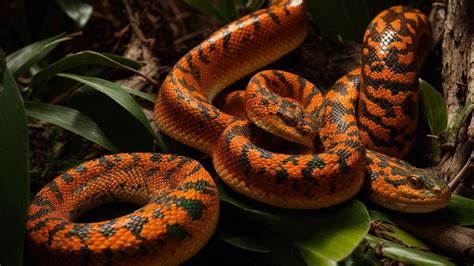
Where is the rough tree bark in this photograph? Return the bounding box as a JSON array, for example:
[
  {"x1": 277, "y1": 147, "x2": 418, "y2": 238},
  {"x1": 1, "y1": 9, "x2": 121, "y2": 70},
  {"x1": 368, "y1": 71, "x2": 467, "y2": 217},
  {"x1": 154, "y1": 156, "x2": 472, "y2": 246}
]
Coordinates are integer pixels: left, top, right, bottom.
[
  {"x1": 438, "y1": 0, "x2": 473, "y2": 195},
  {"x1": 394, "y1": 1, "x2": 474, "y2": 262}
]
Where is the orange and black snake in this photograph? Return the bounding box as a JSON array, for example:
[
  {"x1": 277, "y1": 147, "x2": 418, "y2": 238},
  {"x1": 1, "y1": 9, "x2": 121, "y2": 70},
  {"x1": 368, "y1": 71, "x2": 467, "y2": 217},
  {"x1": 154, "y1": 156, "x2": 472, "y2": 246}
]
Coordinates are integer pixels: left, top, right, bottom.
[{"x1": 27, "y1": 1, "x2": 450, "y2": 265}]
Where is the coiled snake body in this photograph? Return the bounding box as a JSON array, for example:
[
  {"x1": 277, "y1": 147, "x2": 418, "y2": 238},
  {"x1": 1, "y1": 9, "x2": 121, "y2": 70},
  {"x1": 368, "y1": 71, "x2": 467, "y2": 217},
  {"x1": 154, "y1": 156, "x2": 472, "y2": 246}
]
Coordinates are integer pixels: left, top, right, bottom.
[{"x1": 27, "y1": 1, "x2": 450, "y2": 265}]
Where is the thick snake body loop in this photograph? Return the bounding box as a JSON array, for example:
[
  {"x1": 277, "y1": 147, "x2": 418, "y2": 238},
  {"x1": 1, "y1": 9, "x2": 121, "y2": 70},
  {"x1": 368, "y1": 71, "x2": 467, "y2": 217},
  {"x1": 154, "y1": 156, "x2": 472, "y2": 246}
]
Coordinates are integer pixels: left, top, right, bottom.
[
  {"x1": 155, "y1": 0, "x2": 307, "y2": 155},
  {"x1": 213, "y1": 70, "x2": 366, "y2": 208},
  {"x1": 26, "y1": 153, "x2": 219, "y2": 265},
  {"x1": 359, "y1": 6, "x2": 432, "y2": 157}
]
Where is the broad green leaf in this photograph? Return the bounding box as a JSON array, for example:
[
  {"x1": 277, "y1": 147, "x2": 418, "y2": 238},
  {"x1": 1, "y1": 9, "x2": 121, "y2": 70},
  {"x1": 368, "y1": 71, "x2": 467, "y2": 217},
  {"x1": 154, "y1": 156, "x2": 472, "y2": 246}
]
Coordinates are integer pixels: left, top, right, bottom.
[
  {"x1": 365, "y1": 235, "x2": 454, "y2": 266},
  {"x1": 260, "y1": 232, "x2": 309, "y2": 266},
  {"x1": 340, "y1": 244, "x2": 382, "y2": 266},
  {"x1": 307, "y1": 0, "x2": 371, "y2": 42},
  {"x1": 55, "y1": 0, "x2": 93, "y2": 27},
  {"x1": 294, "y1": 201, "x2": 369, "y2": 266},
  {"x1": 68, "y1": 86, "x2": 155, "y2": 152},
  {"x1": 368, "y1": 209, "x2": 394, "y2": 222},
  {"x1": 297, "y1": 248, "x2": 338, "y2": 266},
  {"x1": 0, "y1": 57, "x2": 29, "y2": 266},
  {"x1": 368, "y1": 210, "x2": 427, "y2": 249},
  {"x1": 419, "y1": 78, "x2": 448, "y2": 159},
  {"x1": 218, "y1": 183, "x2": 370, "y2": 264},
  {"x1": 25, "y1": 102, "x2": 118, "y2": 152},
  {"x1": 419, "y1": 79, "x2": 448, "y2": 135},
  {"x1": 6, "y1": 34, "x2": 71, "y2": 78},
  {"x1": 56, "y1": 74, "x2": 166, "y2": 151},
  {"x1": 217, "y1": 197, "x2": 307, "y2": 265},
  {"x1": 439, "y1": 194, "x2": 474, "y2": 226},
  {"x1": 183, "y1": 0, "x2": 227, "y2": 24},
  {"x1": 30, "y1": 50, "x2": 141, "y2": 93}
]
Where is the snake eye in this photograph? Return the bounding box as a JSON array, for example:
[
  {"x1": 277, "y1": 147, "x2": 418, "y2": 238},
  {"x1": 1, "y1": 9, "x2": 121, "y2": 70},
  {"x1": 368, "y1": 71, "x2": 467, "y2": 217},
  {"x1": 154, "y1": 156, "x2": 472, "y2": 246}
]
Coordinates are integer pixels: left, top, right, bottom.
[
  {"x1": 279, "y1": 114, "x2": 297, "y2": 127},
  {"x1": 407, "y1": 175, "x2": 423, "y2": 189}
]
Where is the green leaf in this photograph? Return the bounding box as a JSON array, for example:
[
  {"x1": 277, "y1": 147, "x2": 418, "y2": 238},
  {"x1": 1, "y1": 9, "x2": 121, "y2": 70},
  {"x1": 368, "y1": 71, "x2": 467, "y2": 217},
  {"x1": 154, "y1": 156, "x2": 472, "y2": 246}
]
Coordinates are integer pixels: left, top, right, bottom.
[
  {"x1": 218, "y1": 205, "x2": 307, "y2": 265},
  {"x1": 340, "y1": 244, "x2": 382, "y2": 266},
  {"x1": 6, "y1": 34, "x2": 71, "y2": 78},
  {"x1": 368, "y1": 209, "x2": 394, "y2": 222},
  {"x1": 261, "y1": 232, "x2": 309, "y2": 266},
  {"x1": 0, "y1": 58, "x2": 29, "y2": 266},
  {"x1": 56, "y1": 73, "x2": 167, "y2": 151},
  {"x1": 30, "y1": 50, "x2": 141, "y2": 94},
  {"x1": 294, "y1": 201, "x2": 369, "y2": 265},
  {"x1": 122, "y1": 86, "x2": 155, "y2": 103},
  {"x1": 439, "y1": 194, "x2": 474, "y2": 226},
  {"x1": 365, "y1": 235, "x2": 454, "y2": 266},
  {"x1": 55, "y1": 0, "x2": 93, "y2": 27},
  {"x1": 25, "y1": 102, "x2": 118, "y2": 152},
  {"x1": 419, "y1": 78, "x2": 448, "y2": 159},
  {"x1": 183, "y1": 0, "x2": 228, "y2": 24},
  {"x1": 307, "y1": 0, "x2": 371, "y2": 42},
  {"x1": 419, "y1": 79, "x2": 448, "y2": 136},
  {"x1": 68, "y1": 86, "x2": 155, "y2": 152},
  {"x1": 218, "y1": 183, "x2": 370, "y2": 264}
]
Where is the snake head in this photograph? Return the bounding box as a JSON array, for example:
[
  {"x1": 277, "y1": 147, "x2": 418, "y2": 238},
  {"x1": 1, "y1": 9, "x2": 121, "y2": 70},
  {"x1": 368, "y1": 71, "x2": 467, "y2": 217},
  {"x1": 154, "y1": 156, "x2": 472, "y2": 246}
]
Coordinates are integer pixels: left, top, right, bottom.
[
  {"x1": 274, "y1": 106, "x2": 319, "y2": 147},
  {"x1": 247, "y1": 95, "x2": 319, "y2": 148},
  {"x1": 366, "y1": 151, "x2": 451, "y2": 213}
]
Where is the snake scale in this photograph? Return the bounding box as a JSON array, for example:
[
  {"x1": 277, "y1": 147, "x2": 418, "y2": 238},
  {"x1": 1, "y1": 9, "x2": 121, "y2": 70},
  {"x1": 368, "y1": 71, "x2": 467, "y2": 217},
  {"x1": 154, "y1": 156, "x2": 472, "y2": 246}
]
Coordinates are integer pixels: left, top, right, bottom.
[{"x1": 27, "y1": 0, "x2": 451, "y2": 265}]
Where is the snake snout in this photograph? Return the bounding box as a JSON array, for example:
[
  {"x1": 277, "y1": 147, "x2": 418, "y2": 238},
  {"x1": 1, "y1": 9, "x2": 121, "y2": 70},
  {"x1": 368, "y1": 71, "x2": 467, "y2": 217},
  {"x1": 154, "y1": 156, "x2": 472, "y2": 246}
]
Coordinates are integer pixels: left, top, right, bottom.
[{"x1": 297, "y1": 119, "x2": 318, "y2": 142}]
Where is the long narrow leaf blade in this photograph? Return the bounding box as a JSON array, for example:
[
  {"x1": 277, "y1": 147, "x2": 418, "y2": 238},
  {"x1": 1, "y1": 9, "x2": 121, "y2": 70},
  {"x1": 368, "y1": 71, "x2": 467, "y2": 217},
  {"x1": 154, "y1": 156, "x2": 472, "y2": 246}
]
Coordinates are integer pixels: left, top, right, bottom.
[
  {"x1": 30, "y1": 50, "x2": 141, "y2": 93},
  {"x1": 123, "y1": 86, "x2": 155, "y2": 103},
  {"x1": 0, "y1": 60, "x2": 29, "y2": 265},
  {"x1": 25, "y1": 102, "x2": 118, "y2": 152},
  {"x1": 56, "y1": 73, "x2": 166, "y2": 151},
  {"x1": 6, "y1": 34, "x2": 71, "y2": 78},
  {"x1": 441, "y1": 194, "x2": 474, "y2": 226},
  {"x1": 69, "y1": 86, "x2": 154, "y2": 151}
]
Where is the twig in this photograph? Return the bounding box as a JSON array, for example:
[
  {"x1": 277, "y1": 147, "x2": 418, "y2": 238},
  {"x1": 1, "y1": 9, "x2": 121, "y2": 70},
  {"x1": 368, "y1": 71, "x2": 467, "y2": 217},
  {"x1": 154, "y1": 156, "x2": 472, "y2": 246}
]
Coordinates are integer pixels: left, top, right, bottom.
[
  {"x1": 122, "y1": 0, "x2": 151, "y2": 44},
  {"x1": 111, "y1": 25, "x2": 130, "y2": 53},
  {"x1": 118, "y1": 0, "x2": 160, "y2": 89},
  {"x1": 116, "y1": 55, "x2": 161, "y2": 88},
  {"x1": 173, "y1": 30, "x2": 208, "y2": 46},
  {"x1": 167, "y1": 0, "x2": 187, "y2": 36},
  {"x1": 426, "y1": 134, "x2": 440, "y2": 140},
  {"x1": 449, "y1": 152, "x2": 474, "y2": 189}
]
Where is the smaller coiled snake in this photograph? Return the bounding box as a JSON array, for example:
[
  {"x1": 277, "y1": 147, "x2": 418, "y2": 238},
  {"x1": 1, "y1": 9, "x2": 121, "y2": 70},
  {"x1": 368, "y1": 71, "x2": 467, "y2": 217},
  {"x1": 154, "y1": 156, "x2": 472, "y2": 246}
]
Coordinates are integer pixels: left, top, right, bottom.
[{"x1": 27, "y1": 1, "x2": 450, "y2": 265}]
